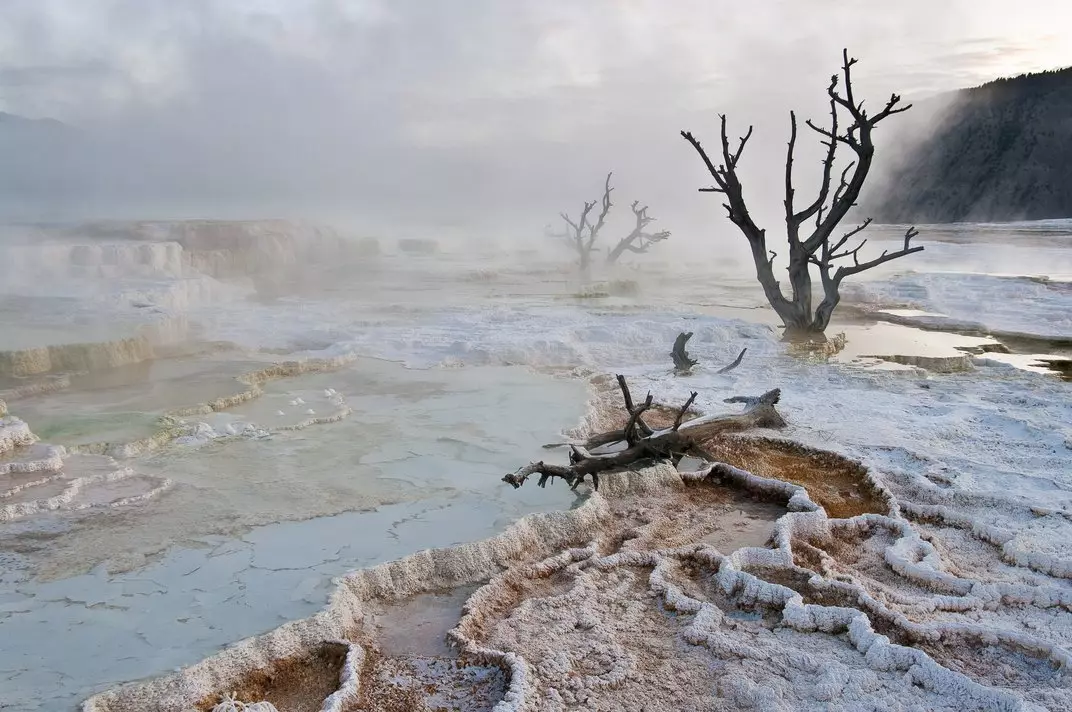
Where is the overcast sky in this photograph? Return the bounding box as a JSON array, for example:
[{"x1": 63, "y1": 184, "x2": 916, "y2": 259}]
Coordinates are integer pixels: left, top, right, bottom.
[{"x1": 1, "y1": 0, "x2": 1069, "y2": 235}]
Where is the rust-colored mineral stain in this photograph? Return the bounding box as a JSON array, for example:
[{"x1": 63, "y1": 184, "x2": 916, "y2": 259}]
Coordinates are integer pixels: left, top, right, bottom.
[{"x1": 701, "y1": 435, "x2": 885, "y2": 518}]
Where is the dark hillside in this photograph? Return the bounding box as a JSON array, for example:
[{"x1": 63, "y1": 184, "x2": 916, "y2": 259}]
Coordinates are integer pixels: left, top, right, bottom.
[{"x1": 869, "y1": 66, "x2": 1072, "y2": 222}]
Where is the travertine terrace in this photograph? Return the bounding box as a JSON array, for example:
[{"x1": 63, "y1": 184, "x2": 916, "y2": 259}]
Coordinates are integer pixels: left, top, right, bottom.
[{"x1": 83, "y1": 424, "x2": 1072, "y2": 711}]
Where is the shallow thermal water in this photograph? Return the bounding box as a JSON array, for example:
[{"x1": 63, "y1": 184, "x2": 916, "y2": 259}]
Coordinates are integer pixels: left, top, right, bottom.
[
  {"x1": 4, "y1": 360, "x2": 587, "y2": 581},
  {"x1": 1, "y1": 220, "x2": 1071, "y2": 710},
  {"x1": 0, "y1": 360, "x2": 586, "y2": 709}
]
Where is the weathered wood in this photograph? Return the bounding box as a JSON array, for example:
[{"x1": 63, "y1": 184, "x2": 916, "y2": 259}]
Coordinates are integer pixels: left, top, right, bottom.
[
  {"x1": 718, "y1": 347, "x2": 747, "y2": 374},
  {"x1": 673, "y1": 391, "x2": 699, "y2": 431},
  {"x1": 503, "y1": 379, "x2": 785, "y2": 491},
  {"x1": 671, "y1": 332, "x2": 698, "y2": 372},
  {"x1": 673, "y1": 335, "x2": 747, "y2": 374},
  {"x1": 623, "y1": 392, "x2": 654, "y2": 446}
]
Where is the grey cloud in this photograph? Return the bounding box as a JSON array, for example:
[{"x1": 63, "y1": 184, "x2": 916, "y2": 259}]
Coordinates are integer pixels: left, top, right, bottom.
[
  {"x1": 0, "y1": 62, "x2": 114, "y2": 88},
  {"x1": 0, "y1": 0, "x2": 1068, "y2": 238}
]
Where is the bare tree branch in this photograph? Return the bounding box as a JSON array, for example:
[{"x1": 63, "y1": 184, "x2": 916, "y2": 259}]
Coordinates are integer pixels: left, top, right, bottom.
[
  {"x1": 793, "y1": 77, "x2": 841, "y2": 226},
  {"x1": 730, "y1": 124, "x2": 754, "y2": 167},
  {"x1": 681, "y1": 130, "x2": 729, "y2": 193},
  {"x1": 554, "y1": 173, "x2": 670, "y2": 267},
  {"x1": 832, "y1": 226, "x2": 921, "y2": 281},
  {"x1": 682, "y1": 122, "x2": 790, "y2": 315},
  {"x1": 827, "y1": 217, "x2": 874, "y2": 257},
  {"x1": 557, "y1": 200, "x2": 596, "y2": 269},
  {"x1": 587, "y1": 173, "x2": 614, "y2": 252},
  {"x1": 607, "y1": 200, "x2": 671, "y2": 262},
  {"x1": 683, "y1": 48, "x2": 922, "y2": 335},
  {"x1": 872, "y1": 94, "x2": 914, "y2": 123},
  {"x1": 673, "y1": 392, "x2": 699, "y2": 431},
  {"x1": 784, "y1": 110, "x2": 798, "y2": 224},
  {"x1": 828, "y1": 161, "x2": 857, "y2": 210}
]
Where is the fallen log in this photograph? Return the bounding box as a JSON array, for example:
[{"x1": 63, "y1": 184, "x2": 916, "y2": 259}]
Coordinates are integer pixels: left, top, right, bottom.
[{"x1": 503, "y1": 376, "x2": 785, "y2": 491}]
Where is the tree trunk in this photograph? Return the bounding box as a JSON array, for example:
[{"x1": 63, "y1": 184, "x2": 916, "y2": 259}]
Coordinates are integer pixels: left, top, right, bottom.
[
  {"x1": 747, "y1": 240, "x2": 791, "y2": 318},
  {"x1": 811, "y1": 289, "x2": 840, "y2": 333},
  {"x1": 605, "y1": 240, "x2": 628, "y2": 264},
  {"x1": 786, "y1": 250, "x2": 813, "y2": 322},
  {"x1": 746, "y1": 242, "x2": 816, "y2": 334}
]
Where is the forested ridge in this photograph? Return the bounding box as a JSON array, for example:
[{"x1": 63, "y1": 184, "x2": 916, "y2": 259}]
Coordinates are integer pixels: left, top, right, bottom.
[{"x1": 869, "y1": 66, "x2": 1072, "y2": 223}]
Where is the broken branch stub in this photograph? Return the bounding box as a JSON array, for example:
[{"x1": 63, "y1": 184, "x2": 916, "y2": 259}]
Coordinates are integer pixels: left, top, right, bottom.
[
  {"x1": 718, "y1": 347, "x2": 748, "y2": 374},
  {"x1": 502, "y1": 378, "x2": 786, "y2": 491},
  {"x1": 672, "y1": 332, "x2": 698, "y2": 372}
]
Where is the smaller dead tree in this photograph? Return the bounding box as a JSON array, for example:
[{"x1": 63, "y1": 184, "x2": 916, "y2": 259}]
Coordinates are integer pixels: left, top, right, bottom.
[
  {"x1": 503, "y1": 375, "x2": 784, "y2": 491},
  {"x1": 550, "y1": 173, "x2": 613, "y2": 271},
  {"x1": 549, "y1": 173, "x2": 670, "y2": 269}
]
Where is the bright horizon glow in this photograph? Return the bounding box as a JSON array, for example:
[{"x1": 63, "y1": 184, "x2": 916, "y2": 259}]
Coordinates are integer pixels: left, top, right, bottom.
[{"x1": 0, "y1": 1, "x2": 1069, "y2": 230}]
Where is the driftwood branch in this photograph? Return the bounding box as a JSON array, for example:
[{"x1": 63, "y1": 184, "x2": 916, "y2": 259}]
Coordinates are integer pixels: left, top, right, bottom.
[
  {"x1": 585, "y1": 375, "x2": 655, "y2": 449},
  {"x1": 624, "y1": 391, "x2": 654, "y2": 447},
  {"x1": 717, "y1": 348, "x2": 748, "y2": 374},
  {"x1": 673, "y1": 392, "x2": 699, "y2": 431},
  {"x1": 503, "y1": 377, "x2": 785, "y2": 491}
]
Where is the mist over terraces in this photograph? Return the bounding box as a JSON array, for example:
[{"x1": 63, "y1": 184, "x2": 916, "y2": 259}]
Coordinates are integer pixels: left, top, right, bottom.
[{"x1": 869, "y1": 66, "x2": 1072, "y2": 223}]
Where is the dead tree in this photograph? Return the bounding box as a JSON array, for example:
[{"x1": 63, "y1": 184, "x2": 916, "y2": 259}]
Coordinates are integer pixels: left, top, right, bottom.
[
  {"x1": 606, "y1": 201, "x2": 671, "y2": 263},
  {"x1": 549, "y1": 173, "x2": 670, "y2": 269},
  {"x1": 503, "y1": 375, "x2": 784, "y2": 491},
  {"x1": 681, "y1": 49, "x2": 922, "y2": 336},
  {"x1": 549, "y1": 173, "x2": 612, "y2": 271}
]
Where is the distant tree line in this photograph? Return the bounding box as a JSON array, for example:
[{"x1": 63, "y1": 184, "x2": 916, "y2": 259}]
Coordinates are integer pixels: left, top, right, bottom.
[{"x1": 867, "y1": 66, "x2": 1072, "y2": 223}]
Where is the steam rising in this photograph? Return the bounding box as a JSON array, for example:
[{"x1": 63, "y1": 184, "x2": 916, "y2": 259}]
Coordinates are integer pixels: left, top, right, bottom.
[{"x1": 0, "y1": 0, "x2": 1069, "y2": 238}]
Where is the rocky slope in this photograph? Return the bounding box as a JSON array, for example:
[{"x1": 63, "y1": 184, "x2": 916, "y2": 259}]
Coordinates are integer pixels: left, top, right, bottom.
[{"x1": 869, "y1": 67, "x2": 1072, "y2": 223}]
